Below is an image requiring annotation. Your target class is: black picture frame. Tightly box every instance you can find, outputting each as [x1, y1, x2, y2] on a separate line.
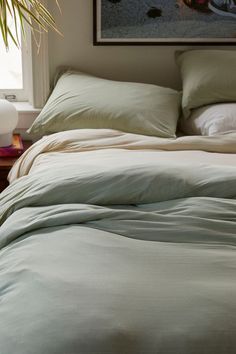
[93, 0, 236, 46]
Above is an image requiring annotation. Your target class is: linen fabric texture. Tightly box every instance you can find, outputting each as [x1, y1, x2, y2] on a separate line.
[28, 71, 181, 138]
[1, 129, 236, 354]
[177, 50, 236, 118]
[180, 103, 236, 136]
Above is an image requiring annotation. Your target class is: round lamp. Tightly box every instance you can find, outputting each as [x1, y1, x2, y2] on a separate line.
[0, 99, 18, 147]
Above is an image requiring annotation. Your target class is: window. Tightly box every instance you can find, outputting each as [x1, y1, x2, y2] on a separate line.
[0, 43, 29, 102]
[0, 17, 49, 107]
[0, 39, 22, 89]
[0, 15, 29, 102]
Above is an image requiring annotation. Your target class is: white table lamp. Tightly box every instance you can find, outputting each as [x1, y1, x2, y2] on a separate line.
[0, 99, 18, 147]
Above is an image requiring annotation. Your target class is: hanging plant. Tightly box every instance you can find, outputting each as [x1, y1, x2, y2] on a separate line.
[0, 0, 61, 50]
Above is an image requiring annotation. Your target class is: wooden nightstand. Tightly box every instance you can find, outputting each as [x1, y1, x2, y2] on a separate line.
[0, 140, 32, 192]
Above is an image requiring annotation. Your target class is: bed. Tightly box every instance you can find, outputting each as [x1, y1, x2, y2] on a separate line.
[0, 49, 236, 353]
[0, 128, 236, 354]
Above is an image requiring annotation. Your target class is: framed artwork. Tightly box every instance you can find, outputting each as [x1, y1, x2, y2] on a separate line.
[93, 0, 236, 45]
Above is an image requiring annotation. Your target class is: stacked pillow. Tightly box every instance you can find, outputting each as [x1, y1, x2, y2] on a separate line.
[28, 50, 236, 138]
[179, 103, 236, 136]
[177, 50, 236, 136]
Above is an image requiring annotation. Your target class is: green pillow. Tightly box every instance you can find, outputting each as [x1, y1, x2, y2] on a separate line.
[177, 50, 236, 118]
[28, 71, 181, 138]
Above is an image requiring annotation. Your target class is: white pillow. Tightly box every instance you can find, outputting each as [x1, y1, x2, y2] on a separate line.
[180, 103, 236, 136]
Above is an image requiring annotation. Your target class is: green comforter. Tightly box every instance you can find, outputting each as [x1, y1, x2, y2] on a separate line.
[0, 129, 236, 354]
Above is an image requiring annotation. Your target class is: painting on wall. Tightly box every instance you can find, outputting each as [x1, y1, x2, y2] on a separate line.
[94, 0, 236, 45]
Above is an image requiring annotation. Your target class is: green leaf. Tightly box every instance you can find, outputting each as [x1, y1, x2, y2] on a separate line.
[0, 0, 61, 50]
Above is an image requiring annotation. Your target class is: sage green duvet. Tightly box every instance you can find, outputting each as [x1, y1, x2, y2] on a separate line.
[0, 129, 236, 354]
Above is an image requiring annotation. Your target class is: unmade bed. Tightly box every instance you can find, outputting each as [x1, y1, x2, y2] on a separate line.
[1, 49, 236, 353]
[0, 129, 236, 354]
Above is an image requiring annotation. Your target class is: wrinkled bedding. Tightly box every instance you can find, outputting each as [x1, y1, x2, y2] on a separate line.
[1, 129, 236, 354]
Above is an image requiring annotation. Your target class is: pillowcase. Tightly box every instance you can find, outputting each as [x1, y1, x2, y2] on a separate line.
[28, 71, 181, 138]
[176, 50, 236, 118]
[180, 103, 236, 136]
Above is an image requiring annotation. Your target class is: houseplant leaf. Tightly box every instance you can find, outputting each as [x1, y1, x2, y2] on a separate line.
[0, 0, 60, 50]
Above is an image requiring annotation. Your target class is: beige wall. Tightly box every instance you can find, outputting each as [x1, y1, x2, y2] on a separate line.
[48, 0, 235, 90]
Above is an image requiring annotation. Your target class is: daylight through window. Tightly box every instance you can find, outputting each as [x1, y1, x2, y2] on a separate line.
[0, 39, 23, 90]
